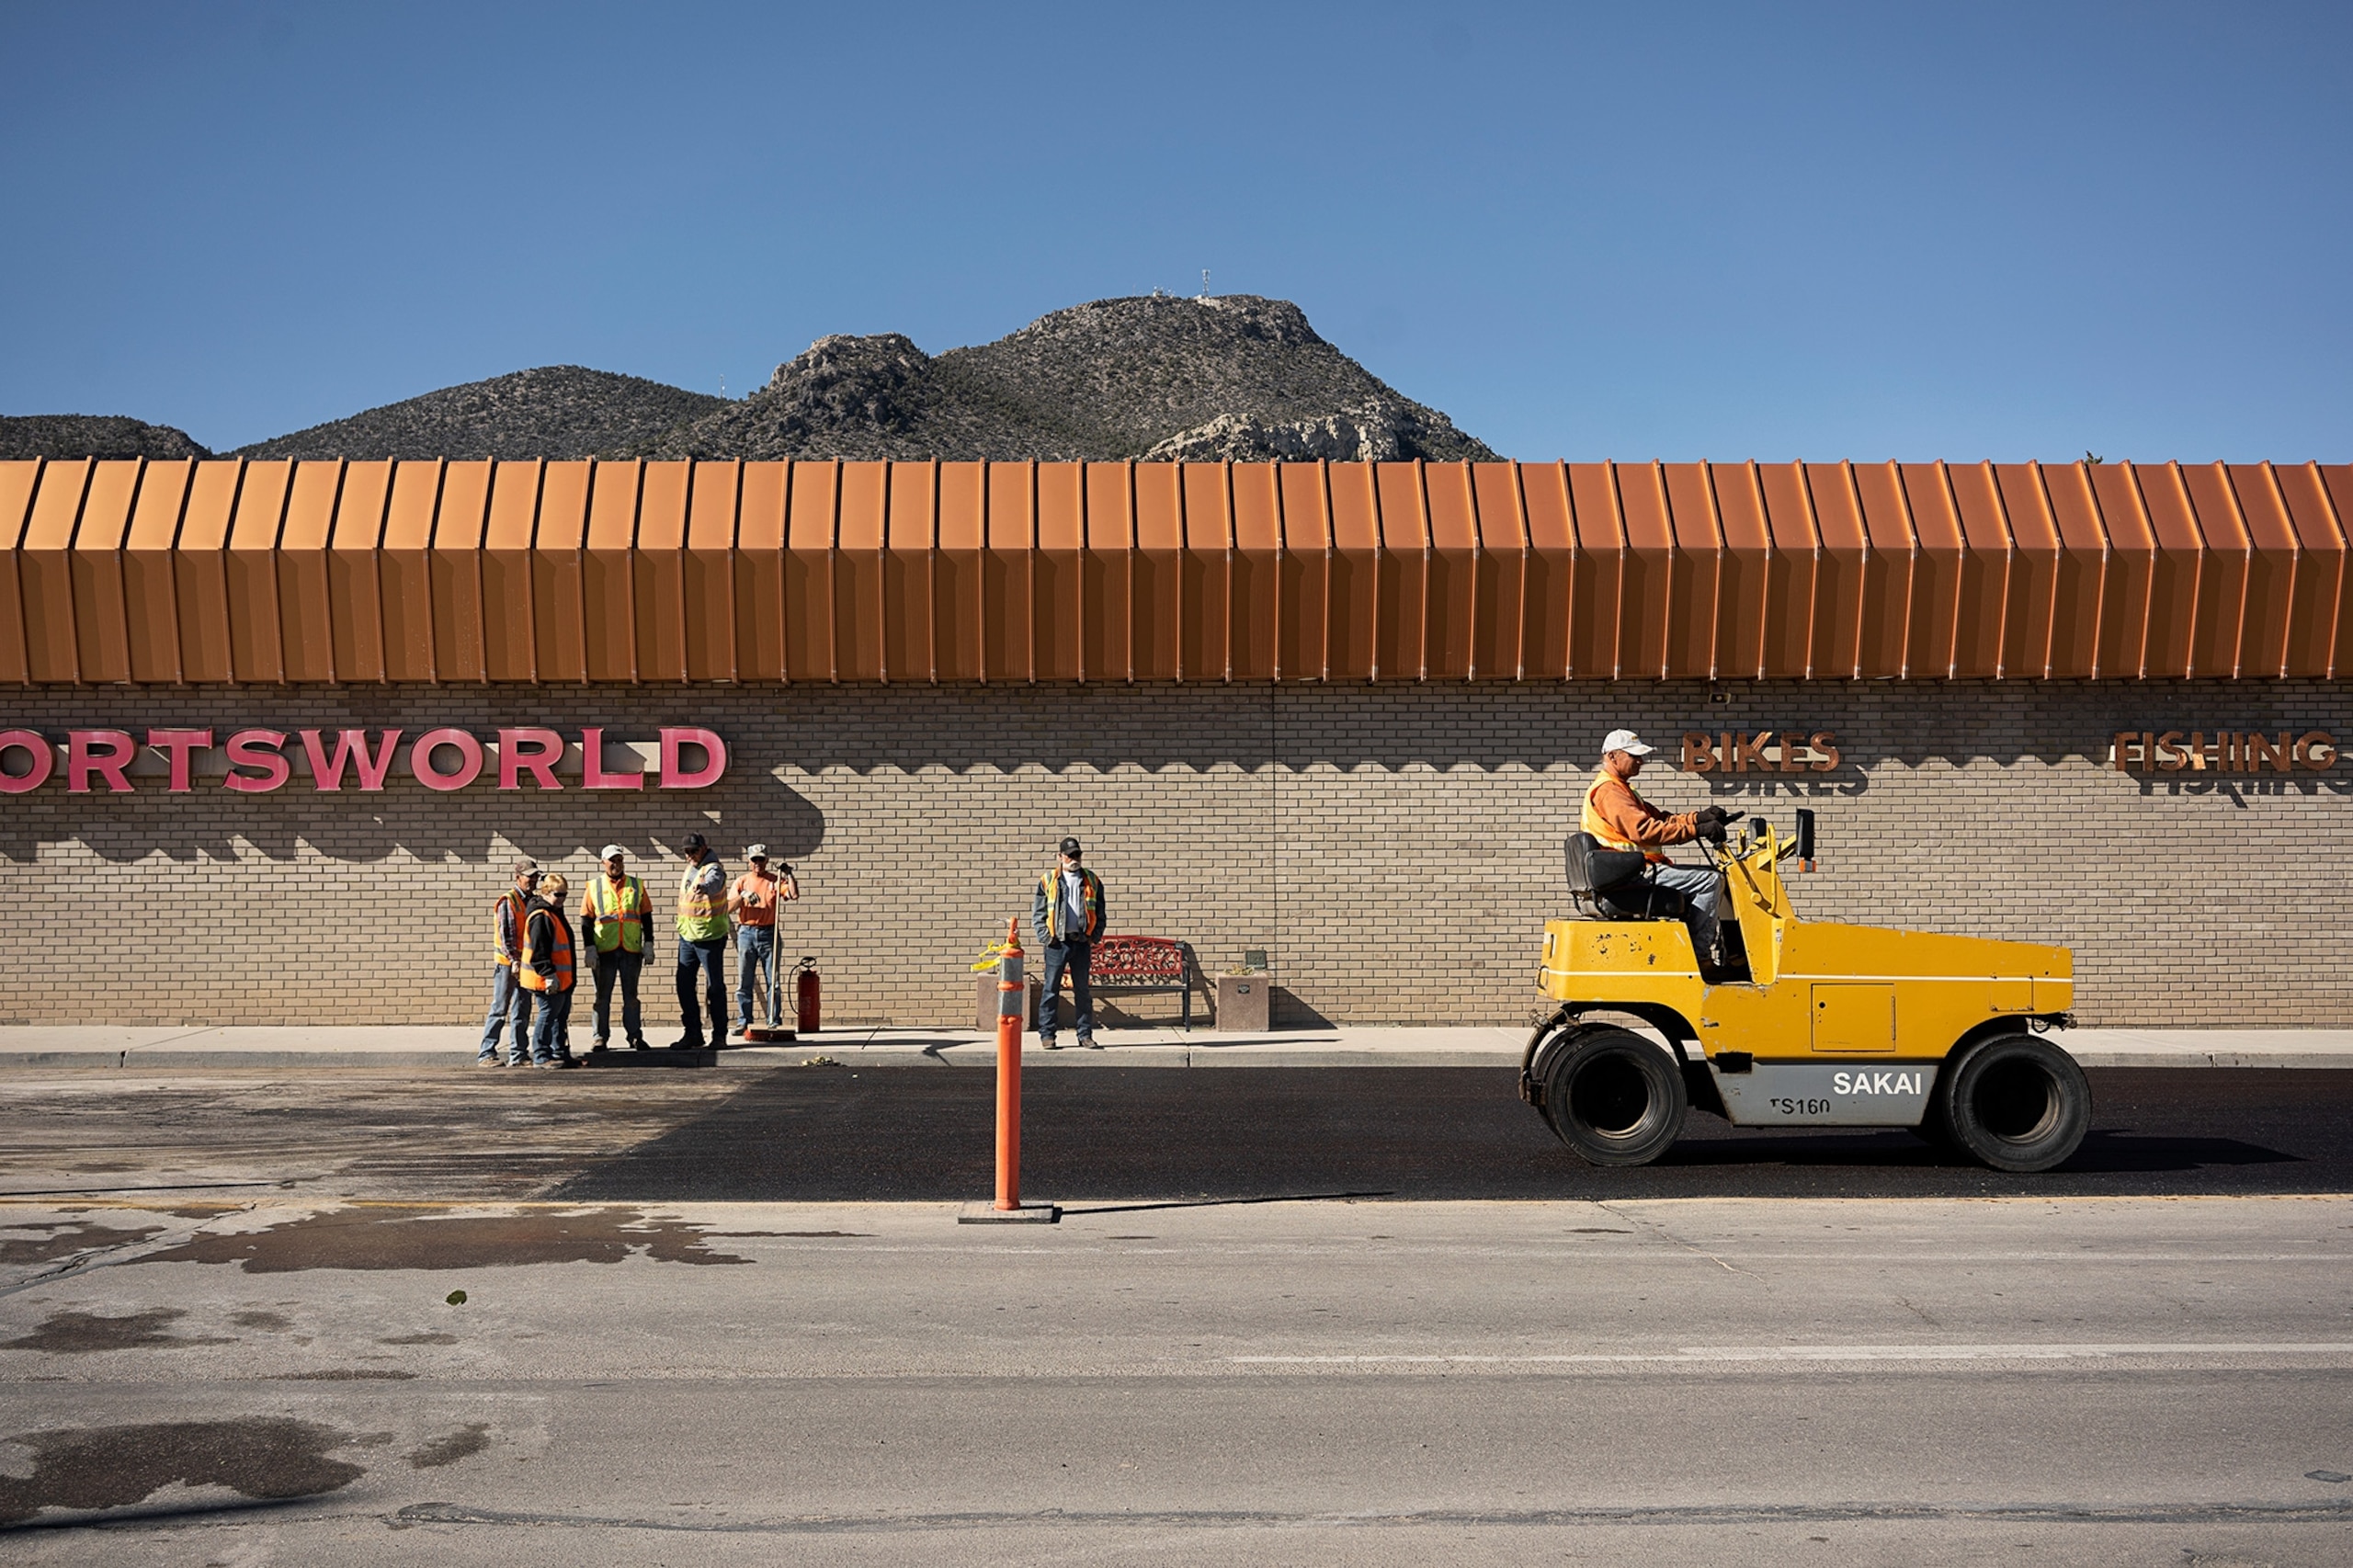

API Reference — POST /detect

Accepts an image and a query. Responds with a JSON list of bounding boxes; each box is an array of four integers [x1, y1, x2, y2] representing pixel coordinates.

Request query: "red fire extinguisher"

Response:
[[794, 955, 821, 1034]]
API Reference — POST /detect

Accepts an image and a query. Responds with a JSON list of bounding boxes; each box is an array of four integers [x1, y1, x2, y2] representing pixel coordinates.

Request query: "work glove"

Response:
[[1696, 815, 1730, 844], [1694, 804, 1732, 826]]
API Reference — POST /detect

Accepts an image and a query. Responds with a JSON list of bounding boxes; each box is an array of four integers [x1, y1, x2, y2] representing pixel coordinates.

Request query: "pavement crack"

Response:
[[1594, 1202, 1768, 1286]]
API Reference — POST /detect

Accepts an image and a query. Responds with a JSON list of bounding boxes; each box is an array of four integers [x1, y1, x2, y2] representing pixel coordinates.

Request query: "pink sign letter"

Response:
[[659, 727, 727, 790]]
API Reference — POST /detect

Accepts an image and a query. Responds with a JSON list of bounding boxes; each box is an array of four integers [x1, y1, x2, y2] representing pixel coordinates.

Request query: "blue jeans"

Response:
[[676, 937, 728, 1044], [1647, 863, 1722, 964], [591, 948, 643, 1045], [506, 985, 539, 1065], [1037, 941, 1095, 1042], [735, 926, 779, 1028], [478, 965, 519, 1060], [531, 988, 574, 1063]]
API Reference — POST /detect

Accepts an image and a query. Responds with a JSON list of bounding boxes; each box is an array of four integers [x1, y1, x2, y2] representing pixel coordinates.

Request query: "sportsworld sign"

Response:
[[0, 726, 727, 794]]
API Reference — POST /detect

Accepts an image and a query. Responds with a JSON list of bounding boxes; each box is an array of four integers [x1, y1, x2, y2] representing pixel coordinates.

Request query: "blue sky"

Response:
[[3, 1, 2347, 460]]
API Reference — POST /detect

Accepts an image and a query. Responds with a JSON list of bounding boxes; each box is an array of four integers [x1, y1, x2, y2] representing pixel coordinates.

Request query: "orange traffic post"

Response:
[[995, 915, 1024, 1210], [960, 915, 1059, 1224]]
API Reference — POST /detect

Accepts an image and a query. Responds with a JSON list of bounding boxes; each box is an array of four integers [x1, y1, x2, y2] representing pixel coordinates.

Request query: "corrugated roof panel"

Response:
[[2036, 462, 2108, 677], [1849, 462, 1916, 679], [1229, 460, 1279, 681], [983, 460, 1034, 681], [1989, 464, 2057, 680], [124, 459, 192, 683], [380, 462, 440, 682], [1708, 463, 1770, 682], [1085, 462, 1136, 681], [2174, 462, 2252, 677], [1754, 463, 1820, 679], [1421, 462, 1477, 681], [481, 460, 540, 682], [1035, 461, 1086, 681], [932, 461, 983, 683], [583, 460, 640, 683], [2323, 466, 2353, 677], [226, 460, 291, 684], [1131, 462, 1184, 681], [1803, 463, 1869, 679], [532, 460, 591, 684], [1898, 463, 1968, 680], [1179, 462, 1231, 681], [736, 460, 790, 682], [1275, 461, 1330, 681], [69, 460, 140, 684], [275, 460, 341, 683], [835, 461, 885, 683], [632, 461, 689, 683], [427, 460, 491, 683], [2270, 461, 2344, 676], [1370, 463, 1427, 681], [0, 460, 42, 684], [2225, 464, 2300, 679], [324, 460, 389, 684], [173, 461, 241, 683], [1615, 463, 1675, 680], [685, 460, 742, 682], [1942, 462, 2013, 679], [2085, 464, 2155, 679], [1470, 461, 1534, 679], [1324, 462, 1380, 681], [22, 458, 91, 682], [2134, 462, 2218, 677], [1563, 464, 1623, 678], [1657, 463, 1721, 680]]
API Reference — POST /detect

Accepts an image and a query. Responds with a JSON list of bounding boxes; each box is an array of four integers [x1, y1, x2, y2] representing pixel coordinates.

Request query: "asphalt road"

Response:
[[2, 1066, 2344, 1205], [2, 1195, 2349, 1563]]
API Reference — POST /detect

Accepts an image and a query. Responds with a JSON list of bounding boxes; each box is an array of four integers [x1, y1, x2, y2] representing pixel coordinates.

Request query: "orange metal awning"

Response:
[[3, 458, 2344, 685]]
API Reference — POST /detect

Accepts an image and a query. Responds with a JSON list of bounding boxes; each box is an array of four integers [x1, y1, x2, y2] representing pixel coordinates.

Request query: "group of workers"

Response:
[[472, 727, 1732, 1068], [478, 832, 799, 1069]]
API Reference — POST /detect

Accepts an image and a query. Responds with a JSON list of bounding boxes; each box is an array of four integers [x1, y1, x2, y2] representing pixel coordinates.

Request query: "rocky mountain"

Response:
[[6, 296, 1496, 464], [229, 367, 728, 461], [651, 295, 1495, 463], [0, 415, 210, 461]]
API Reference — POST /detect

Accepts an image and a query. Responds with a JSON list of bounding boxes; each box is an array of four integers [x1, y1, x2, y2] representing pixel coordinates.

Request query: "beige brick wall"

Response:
[[1, 681, 2346, 1028]]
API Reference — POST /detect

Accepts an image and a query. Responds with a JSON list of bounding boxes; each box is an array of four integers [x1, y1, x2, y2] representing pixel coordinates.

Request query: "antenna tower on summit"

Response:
[[1199, 269, 1211, 299]]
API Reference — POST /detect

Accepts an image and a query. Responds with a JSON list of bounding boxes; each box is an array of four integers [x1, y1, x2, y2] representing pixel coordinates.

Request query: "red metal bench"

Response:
[[1071, 935, 1199, 1029]]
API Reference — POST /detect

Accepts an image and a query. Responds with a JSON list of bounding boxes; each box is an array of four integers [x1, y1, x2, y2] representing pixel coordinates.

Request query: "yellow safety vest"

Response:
[[676, 859, 728, 941], [1582, 770, 1668, 866], [585, 873, 648, 954]]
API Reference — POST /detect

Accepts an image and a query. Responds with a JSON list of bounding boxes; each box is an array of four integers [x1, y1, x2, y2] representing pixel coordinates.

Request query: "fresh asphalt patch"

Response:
[[548, 1066, 2353, 1203]]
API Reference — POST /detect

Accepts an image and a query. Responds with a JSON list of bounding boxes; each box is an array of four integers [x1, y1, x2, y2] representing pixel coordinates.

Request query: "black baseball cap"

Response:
[[682, 831, 709, 851], [1060, 837, 1082, 858]]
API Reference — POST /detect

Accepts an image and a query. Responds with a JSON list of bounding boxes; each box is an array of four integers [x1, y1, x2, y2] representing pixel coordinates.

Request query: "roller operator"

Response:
[[1582, 728, 1733, 973]]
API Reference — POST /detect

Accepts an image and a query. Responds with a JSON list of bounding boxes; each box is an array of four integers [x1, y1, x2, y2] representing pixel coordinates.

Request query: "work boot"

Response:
[[668, 1038, 702, 1051], [1082, 1037, 1103, 1051], [589, 1040, 608, 1054], [629, 1039, 650, 1051], [1040, 1038, 1061, 1051]]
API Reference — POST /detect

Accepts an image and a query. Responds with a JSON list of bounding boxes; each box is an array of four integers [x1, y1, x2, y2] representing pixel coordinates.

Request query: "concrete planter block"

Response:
[[1216, 973, 1270, 1032], [975, 973, 1046, 1032]]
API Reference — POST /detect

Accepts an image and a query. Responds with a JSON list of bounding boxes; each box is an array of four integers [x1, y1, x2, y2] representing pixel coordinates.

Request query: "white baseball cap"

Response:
[[599, 844, 626, 859], [745, 844, 769, 859], [1602, 729, 1655, 756]]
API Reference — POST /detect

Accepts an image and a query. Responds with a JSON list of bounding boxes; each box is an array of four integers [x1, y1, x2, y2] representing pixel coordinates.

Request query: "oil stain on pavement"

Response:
[[121, 1204, 749, 1273], [0, 1417, 363, 1526], [0, 1220, 165, 1268], [2, 1307, 232, 1354], [405, 1423, 490, 1469]]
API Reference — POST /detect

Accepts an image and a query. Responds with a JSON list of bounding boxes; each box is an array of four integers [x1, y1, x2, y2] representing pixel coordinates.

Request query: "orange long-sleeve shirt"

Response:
[[1586, 774, 1700, 850]]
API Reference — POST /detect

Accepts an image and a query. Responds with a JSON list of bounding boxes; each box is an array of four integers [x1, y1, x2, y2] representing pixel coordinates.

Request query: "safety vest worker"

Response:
[[676, 845, 729, 943], [518, 893, 576, 994], [492, 886, 531, 965], [1582, 729, 1726, 864], [585, 866, 651, 954]]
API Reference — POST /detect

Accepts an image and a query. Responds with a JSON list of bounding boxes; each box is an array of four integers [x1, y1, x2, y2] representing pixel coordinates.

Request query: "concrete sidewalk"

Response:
[[0, 1023, 2347, 1071]]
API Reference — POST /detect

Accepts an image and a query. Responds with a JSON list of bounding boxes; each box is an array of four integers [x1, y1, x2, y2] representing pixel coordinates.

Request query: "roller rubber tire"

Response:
[[1940, 1033, 2092, 1173], [1541, 1026, 1688, 1167]]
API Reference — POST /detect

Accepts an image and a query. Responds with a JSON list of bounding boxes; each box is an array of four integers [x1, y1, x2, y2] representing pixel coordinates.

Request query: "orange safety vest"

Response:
[[676, 858, 728, 941], [492, 890, 528, 965], [518, 906, 575, 993], [1038, 868, 1104, 942], [1582, 770, 1668, 866]]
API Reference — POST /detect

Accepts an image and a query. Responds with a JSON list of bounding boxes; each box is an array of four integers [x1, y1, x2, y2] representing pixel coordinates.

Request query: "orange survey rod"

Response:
[[995, 916, 1025, 1211]]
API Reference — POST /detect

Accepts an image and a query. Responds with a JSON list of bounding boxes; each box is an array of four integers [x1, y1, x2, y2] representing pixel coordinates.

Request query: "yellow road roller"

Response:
[[1522, 810, 2087, 1171]]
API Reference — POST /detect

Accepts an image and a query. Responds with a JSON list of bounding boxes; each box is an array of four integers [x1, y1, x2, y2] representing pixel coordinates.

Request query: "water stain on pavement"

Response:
[[125, 1205, 750, 1273], [405, 1423, 490, 1469], [0, 1418, 362, 1526], [0, 1221, 165, 1268], [379, 1331, 457, 1345], [1, 1308, 232, 1354], [229, 1310, 291, 1331]]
